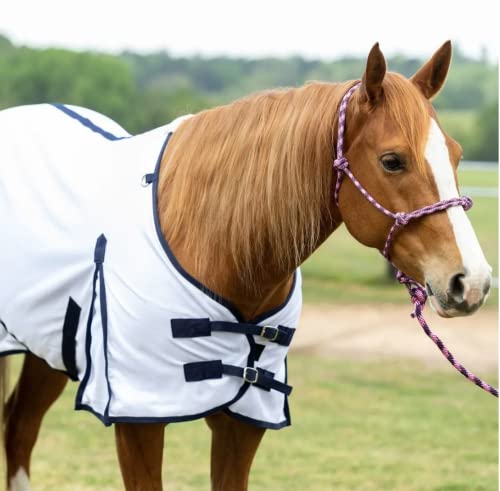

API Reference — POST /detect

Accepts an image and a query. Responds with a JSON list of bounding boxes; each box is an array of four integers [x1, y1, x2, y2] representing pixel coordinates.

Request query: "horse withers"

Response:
[[0, 41, 491, 490]]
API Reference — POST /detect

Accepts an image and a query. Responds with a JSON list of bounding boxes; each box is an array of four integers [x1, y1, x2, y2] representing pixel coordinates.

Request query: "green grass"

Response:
[[302, 168, 498, 304], [10, 355, 497, 490]]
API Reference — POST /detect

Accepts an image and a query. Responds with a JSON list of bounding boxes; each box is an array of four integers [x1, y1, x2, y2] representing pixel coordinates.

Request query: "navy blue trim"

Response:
[[224, 407, 290, 430], [98, 241, 113, 424], [75, 234, 109, 420], [61, 297, 81, 381], [284, 356, 291, 425], [0, 349, 28, 358], [51, 104, 129, 141], [150, 132, 298, 324], [75, 385, 270, 426]]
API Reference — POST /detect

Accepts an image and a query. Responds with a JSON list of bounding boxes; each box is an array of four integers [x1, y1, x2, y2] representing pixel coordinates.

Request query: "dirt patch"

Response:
[[293, 304, 498, 372]]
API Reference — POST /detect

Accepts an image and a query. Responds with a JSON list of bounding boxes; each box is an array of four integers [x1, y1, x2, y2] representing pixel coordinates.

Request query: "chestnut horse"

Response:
[[3, 42, 491, 490]]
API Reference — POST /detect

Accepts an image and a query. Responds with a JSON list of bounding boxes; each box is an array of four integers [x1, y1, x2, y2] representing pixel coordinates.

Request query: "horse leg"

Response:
[[4, 353, 68, 490], [115, 423, 165, 491], [206, 412, 265, 491]]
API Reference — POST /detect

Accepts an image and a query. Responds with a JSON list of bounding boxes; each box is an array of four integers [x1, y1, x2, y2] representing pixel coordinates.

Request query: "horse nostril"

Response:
[[448, 273, 465, 304]]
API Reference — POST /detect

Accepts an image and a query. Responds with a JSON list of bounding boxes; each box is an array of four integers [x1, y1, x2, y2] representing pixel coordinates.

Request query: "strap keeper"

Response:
[[94, 234, 107, 265], [141, 173, 155, 187], [172, 318, 211, 338], [184, 360, 223, 382]]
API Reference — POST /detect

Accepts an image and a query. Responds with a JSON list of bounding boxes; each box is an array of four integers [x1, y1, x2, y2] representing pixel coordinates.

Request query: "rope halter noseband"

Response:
[[333, 82, 498, 398]]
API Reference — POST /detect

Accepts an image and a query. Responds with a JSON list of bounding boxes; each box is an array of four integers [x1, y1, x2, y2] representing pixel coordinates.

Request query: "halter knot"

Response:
[[461, 196, 473, 211], [394, 212, 410, 227], [333, 157, 349, 171], [396, 270, 427, 316], [396, 270, 409, 284]]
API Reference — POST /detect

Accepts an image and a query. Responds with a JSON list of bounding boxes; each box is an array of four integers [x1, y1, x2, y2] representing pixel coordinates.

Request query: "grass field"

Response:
[[301, 168, 498, 304], [7, 355, 497, 491]]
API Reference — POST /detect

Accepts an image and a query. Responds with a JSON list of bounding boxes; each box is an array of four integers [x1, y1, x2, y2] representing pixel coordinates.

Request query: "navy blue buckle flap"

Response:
[[184, 361, 292, 395], [184, 360, 223, 382], [172, 318, 295, 346], [172, 318, 211, 338]]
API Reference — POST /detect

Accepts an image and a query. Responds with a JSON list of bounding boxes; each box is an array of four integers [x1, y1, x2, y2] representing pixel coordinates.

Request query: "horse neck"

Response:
[[157, 82, 350, 319]]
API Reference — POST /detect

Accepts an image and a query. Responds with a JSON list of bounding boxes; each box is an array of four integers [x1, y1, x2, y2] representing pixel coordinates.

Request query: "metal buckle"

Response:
[[260, 325, 279, 342], [243, 367, 259, 384]]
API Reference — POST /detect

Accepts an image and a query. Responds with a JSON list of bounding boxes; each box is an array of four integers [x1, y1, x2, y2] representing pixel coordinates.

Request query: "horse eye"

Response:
[[380, 154, 405, 172]]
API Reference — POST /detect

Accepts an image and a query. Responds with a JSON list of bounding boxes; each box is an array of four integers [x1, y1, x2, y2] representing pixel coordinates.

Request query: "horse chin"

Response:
[[428, 295, 453, 318], [427, 292, 483, 318]]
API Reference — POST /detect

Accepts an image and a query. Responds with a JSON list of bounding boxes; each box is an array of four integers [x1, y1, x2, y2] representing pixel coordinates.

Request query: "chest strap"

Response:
[[171, 318, 295, 346], [184, 360, 292, 396]]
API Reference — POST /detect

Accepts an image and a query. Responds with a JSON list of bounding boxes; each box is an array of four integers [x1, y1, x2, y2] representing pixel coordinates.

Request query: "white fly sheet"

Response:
[[0, 104, 302, 428]]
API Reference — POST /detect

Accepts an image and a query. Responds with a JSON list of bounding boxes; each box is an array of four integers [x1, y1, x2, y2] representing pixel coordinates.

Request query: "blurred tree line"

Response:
[[0, 34, 497, 160]]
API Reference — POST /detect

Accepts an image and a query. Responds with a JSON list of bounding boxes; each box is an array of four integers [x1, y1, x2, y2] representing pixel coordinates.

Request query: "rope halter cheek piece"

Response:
[[333, 82, 498, 398]]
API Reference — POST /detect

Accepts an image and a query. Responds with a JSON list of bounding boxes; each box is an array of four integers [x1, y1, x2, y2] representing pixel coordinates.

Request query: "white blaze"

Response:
[[9, 468, 30, 491], [424, 118, 491, 305]]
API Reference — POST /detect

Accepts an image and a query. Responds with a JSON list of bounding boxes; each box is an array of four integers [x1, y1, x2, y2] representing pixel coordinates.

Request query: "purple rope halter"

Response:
[[333, 82, 498, 398]]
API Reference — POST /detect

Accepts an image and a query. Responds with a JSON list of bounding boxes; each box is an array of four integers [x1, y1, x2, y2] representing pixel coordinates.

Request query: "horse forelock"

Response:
[[378, 72, 431, 175]]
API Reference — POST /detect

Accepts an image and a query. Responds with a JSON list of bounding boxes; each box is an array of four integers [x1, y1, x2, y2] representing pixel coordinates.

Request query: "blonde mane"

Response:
[[157, 74, 430, 291]]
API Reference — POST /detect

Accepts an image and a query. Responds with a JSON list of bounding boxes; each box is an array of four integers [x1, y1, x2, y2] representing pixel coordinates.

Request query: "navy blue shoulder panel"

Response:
[[51, 104, 129, 141]]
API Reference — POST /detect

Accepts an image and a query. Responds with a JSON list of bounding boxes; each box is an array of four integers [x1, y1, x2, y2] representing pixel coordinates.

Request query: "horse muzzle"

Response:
[[426, 269, 492, 318]]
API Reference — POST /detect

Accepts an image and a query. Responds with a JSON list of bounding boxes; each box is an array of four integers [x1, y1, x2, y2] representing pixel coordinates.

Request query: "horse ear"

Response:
[[411, 41, 452, 99], [361, 43, 386, 104]]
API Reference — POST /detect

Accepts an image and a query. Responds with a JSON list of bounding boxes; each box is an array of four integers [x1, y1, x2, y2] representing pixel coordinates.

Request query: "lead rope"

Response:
[[397, 271, 498, 397], [334, 82, 498, 398]]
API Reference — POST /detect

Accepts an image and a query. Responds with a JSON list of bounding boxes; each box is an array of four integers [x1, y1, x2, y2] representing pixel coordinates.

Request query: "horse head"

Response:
[[336, 42, 492, 318]]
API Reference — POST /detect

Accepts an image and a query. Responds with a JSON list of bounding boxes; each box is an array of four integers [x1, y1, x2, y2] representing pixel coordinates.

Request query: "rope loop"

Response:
[[394, 212, 410, 227], [462, 196, 473, 211], [333, 157, 349, 171]]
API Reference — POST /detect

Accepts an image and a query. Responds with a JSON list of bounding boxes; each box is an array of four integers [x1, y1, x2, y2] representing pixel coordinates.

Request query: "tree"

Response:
[[470, 100, 499, 161]]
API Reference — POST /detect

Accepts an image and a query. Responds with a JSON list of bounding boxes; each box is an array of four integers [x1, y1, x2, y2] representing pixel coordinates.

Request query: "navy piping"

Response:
[[284, 356, 291, 425], [0, 349, 28, 358], [98, 247, 113, 424], [75, 235, 107, 415], [224, 408, 290, 430], [75, 404, 288, 429], [51, 104, 129, 141]]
